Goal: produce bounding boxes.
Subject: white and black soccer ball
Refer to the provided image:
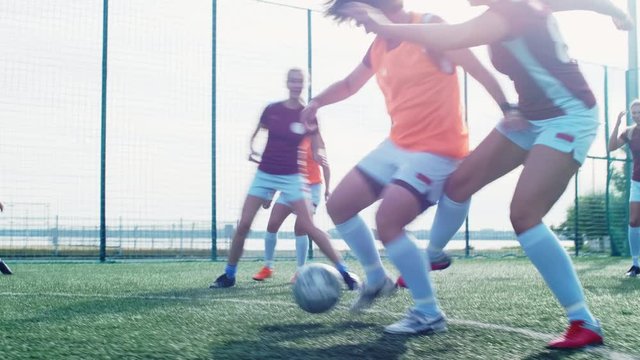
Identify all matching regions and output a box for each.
[292,263,342,314]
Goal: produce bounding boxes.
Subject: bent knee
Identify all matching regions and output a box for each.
[266,223,280,233]
[509,206,541,234]
[327,197,349,224]
[444,173,473,203]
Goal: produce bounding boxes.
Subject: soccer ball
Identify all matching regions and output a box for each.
[292,263,342,314]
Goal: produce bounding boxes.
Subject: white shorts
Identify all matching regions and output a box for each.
[630,180,640,203]
[496,105,599,165]
[276,183,321,213]
[247,170,307,204]
[356,138,461,211]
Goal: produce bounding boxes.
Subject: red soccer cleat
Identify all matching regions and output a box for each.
[252,266,273,281]
[547,320,604,349]
[396,253,452,288]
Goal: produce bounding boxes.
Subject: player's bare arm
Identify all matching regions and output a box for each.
[301,62,373,129]
[544,0,633,30]
[339,2,509,51]
[608,111,629,152]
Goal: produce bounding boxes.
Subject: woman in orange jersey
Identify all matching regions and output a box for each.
[252,129,332,283]
[300,0,515,334]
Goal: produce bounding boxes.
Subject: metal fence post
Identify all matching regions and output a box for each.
[99,0,109,263]
[211,0,218,261]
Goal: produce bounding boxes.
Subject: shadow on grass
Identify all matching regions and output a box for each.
[521,348,610,360]
[599,276,640,295]
[209,321,412,360]
[521,349,579,360]
[574,257,625,275]
[6,285,294,327]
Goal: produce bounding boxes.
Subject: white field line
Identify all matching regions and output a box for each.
[2,292,638,360]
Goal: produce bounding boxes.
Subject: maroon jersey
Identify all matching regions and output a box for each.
[626,127,640,181]
[487,0,596,120]
[258,101,311,175]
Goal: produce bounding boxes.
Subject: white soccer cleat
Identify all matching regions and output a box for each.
[350,275,397,313]
[384,309,447,335]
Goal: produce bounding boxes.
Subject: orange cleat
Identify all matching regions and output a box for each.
[547,320,603,349]
[252,266,273,281]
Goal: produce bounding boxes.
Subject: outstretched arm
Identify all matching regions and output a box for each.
[300,62,374,128]
[446,48,527,130]
[545,0,633,30]
[339,3,509,51]
[446,49,507,108]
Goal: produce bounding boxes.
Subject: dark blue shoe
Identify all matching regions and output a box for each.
[340,271,360,291]
[210,273,235,288]
[0,259,12,275]
[625,265,640,277]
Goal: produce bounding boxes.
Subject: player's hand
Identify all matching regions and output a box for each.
[500,109,529,132]
[612,13,634,31]
[301,101,319,132]
[617,110,627,125]
[337,2,391,34]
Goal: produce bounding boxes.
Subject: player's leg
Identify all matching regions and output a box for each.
[428,128,528,261]
[253,198,292,281]
[210,194,265,288]
[327,140,398,288]
[375,153,454,332]
[374,183,446,333]
[289,198,359,290]
[211,170,275,288]
[626,182,640,277]
[293,184,321,271]
[513,145,601,348]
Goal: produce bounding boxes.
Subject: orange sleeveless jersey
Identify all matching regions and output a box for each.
[298,137,323,185]
[368,13,468,158]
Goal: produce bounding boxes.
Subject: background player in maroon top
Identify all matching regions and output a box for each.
[210,68,358,290]
[252,122,332,283]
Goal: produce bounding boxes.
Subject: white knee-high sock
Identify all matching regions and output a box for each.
[295,235,309,268]
[518,223,596,325]
[335,215,386,286]
[386,232,442,318]
[629,226,640,267]
[264,232,277,268]
[427,194,470,258]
